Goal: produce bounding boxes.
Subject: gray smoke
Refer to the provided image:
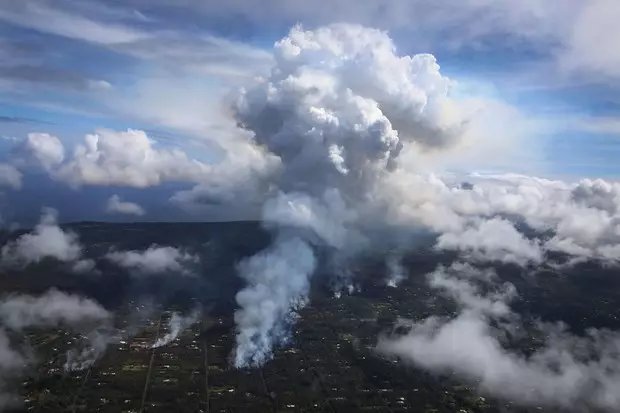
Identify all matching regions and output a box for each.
[64,327,119,372]
[230,23,464,367]
[234,235,316,367]
[64,300,156,372]
[152,308,201,348]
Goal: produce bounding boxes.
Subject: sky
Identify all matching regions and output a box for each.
[1,0,620,224]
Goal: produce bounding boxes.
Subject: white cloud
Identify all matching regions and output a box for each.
[14,132,65,170]
[117,0,620,81]
[427,262,517,317]
[105,245,198,275]
[0,289,110,330]
[378,262,620,411]
[105,194,145,216]
[435,217,544,266]
[0,288,110,407]
[1,208,83,266]
[377,172,620,265]
[0,1,148,45]
[0,163,22,189]
[24,128,211,187]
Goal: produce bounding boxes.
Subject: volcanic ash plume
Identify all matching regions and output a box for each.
[231,23,466,367]
[152,308,201,348]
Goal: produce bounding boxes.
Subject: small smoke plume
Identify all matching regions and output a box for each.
[64,300,156,372]
[152,308,201,348]
[377,263,620,411]
[386,254,406,287]
[64,326,119,372]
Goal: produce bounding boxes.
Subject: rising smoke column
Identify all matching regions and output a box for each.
[231,23,466,367]
[152,308,201,348]
[386,254,407,287]
[234,235,316,367]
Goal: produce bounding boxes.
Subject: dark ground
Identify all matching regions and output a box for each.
[2,222,620,412]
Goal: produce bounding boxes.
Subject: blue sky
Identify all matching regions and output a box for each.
[1,0,619,225]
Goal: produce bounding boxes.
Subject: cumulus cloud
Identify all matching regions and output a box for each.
[0,208,89,268]
[50,129,210,188]
[105,245,198,275]
[374,171,620,266]
[378,263,620,411]
[105,194,145,216]
[13,128,230,188]
[169,138,277,219]
[0,289,110,331]
[0,163,22,189]
[435,217,544,266]
[13,128,277,217]
[137,0,620,81]
[13,132,65,170]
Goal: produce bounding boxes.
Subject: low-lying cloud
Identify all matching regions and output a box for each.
[1,208,80,263]
[378,263,620,411]
[0,289,110,409]
[0,208,94,272]
[0,288,109,330]
[105,194,146,216]
[106,245,198,275]
[0,164,22,190]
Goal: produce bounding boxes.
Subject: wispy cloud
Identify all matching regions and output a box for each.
[0,1,148,45]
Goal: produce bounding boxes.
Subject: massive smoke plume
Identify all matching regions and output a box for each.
[230,23,467,367]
